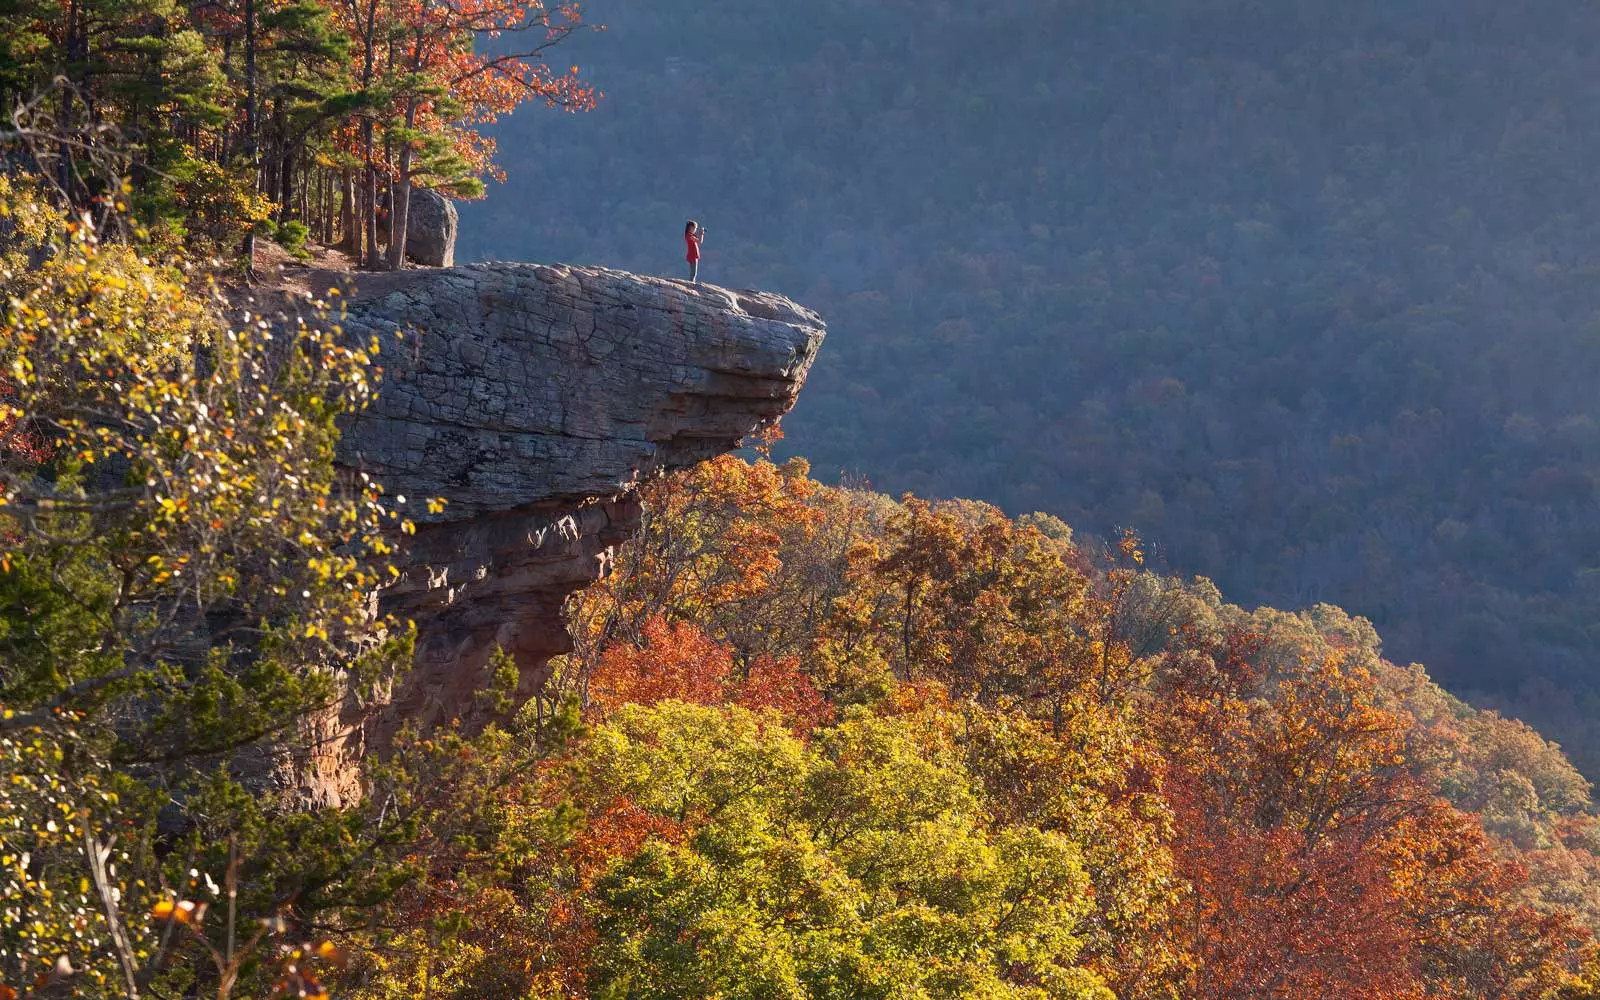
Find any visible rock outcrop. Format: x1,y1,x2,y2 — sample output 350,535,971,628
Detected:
328,262,823,761
403,189,459,267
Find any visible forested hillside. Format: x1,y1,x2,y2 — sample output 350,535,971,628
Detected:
12,0,1600,992
358,451,1600,1000
465,0,1600,773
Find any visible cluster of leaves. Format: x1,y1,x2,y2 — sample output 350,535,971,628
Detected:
465,0,1600,778
0,174,408,749
1,722,155,997
343,686,1140,1000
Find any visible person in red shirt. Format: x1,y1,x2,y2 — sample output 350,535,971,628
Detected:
685,220,705,283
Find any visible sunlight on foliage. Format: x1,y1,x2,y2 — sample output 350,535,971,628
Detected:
0,176,419,1000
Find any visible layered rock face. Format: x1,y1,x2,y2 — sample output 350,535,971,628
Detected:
332,262,824,751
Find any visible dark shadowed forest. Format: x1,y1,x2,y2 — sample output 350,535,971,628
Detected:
466,0,1600,773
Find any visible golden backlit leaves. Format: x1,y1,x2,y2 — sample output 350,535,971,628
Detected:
0,725,148,996
150,898,205,925
0,179,416,1000
0,178,412,701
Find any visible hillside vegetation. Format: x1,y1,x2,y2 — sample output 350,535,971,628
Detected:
8,0,1600,994
350,450,1600,999
466,0,1600,773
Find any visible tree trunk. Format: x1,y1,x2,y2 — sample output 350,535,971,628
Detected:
276,103,293,221
358,0,381,269
363,127,379,269
381,141,394,255
57,0,79,197
338,168,356,253
242,0,259,271
219,35,234,163
386,18,429,270
386,172,411,270
385,99,418,270
277,136,293,224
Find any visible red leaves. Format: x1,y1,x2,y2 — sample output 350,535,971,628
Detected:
1165,773,1421,1000
1158,640,1418,997
0,377,51,473
328,0,599,186
590,616,829,731
590,617,728,709
551,457,1594,998
1155,628,1586,999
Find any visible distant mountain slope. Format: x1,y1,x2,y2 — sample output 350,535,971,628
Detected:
463,0,1600,772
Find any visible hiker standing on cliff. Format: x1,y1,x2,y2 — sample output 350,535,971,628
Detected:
685,220,705,283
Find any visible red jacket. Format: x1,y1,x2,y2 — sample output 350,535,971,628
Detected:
685,231,702,262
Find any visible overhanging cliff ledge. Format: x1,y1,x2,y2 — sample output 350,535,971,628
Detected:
332,262,825,743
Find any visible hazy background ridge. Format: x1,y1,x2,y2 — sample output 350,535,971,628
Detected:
464,0,1600,774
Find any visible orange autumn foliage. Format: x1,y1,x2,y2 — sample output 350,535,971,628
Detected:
526,795,686,994
588,615,830,731
560,453,833,702
461,457,1597,1000
367,0,599,180
1157,627,1588,999
354,734,689,1000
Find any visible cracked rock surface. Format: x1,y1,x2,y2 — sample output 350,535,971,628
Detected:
320,263,823,777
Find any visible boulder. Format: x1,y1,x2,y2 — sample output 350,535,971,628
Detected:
403,187,458,267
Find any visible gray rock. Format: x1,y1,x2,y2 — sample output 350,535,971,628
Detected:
311,262,825,783
403,188,458,267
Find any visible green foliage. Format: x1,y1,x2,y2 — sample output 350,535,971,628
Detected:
0,187,406,756
558,456,1599,996
586,701,1115,1000
0,723,157,997
339,713,590,1000
274,219,313,260
139,154,276,261
0,0,597,270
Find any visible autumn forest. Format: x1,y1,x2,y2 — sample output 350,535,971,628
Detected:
6,0,1600,998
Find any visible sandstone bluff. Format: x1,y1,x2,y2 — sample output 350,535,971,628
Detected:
324,262,823,770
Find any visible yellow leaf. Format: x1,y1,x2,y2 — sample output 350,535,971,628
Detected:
315,940,347,967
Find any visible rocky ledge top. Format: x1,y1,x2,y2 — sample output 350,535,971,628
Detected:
335,262,826,518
